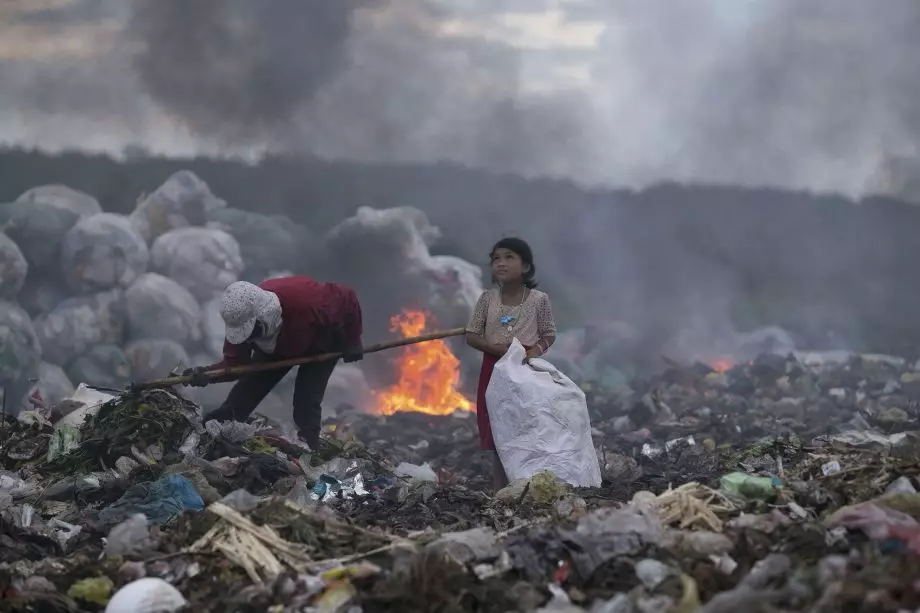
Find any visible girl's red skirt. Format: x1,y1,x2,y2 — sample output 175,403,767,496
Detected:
476,347,530,450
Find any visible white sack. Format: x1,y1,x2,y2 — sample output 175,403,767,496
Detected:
485,339,601,487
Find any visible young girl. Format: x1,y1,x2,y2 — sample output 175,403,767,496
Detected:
466,237,556,490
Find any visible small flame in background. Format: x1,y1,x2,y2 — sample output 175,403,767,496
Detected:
709,358,734,373
374,309,473,416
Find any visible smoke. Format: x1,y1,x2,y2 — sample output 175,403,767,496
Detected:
3,0,920,193
129,0,377,141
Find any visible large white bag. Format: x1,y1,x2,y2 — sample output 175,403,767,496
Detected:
485,339,602,487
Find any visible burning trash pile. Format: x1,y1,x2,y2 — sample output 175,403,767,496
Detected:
2,343,920,611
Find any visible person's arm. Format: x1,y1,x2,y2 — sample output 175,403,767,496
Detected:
525,293,557,360
205,340,252,371
465,292,508,357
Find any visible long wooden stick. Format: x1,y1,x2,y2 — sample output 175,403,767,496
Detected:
132,326,468,390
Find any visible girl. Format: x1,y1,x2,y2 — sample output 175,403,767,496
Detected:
466,237,556,490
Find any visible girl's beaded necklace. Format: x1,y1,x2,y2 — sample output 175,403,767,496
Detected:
498,288,529,333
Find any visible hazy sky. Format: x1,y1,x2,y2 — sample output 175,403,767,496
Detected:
1,0,918,195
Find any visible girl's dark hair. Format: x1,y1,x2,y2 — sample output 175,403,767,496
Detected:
490,237,538,288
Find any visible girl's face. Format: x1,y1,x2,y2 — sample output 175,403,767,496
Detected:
491,248,526,284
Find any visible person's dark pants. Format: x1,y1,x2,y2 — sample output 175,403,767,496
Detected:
206,360,338,450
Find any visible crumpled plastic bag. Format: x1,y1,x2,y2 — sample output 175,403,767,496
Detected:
206,207,303,277
129,170,226,243
219,489,262,513
395,462,439,483
16,184,102,217
125,273,201,344
0,301,41,417
67,344,133,390
0,200,79,271
61,213,150,293
205,419,257,443
104,513,158,558
826,498,920,554
34,290,126,367
486,340,602,487
98,474,205,526
123,339,190,382
0,232,28,300
150,227,243,302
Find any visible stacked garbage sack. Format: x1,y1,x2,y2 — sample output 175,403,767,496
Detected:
0,174,484,421
4,350,920,611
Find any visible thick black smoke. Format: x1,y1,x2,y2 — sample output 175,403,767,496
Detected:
129,0,377,140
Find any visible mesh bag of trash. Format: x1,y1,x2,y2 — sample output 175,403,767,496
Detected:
15,184,103,217
34,290,126,367
61,213,150,294
67,344,133,390
125,273,202,344
124,339,191,382
206,207,302,276
0,301,41,417
129,170,227,244
486,339,602,487
0,232,28,300
150,227,243,302
17,275,70,318
22,362,75,413
0,200,80,271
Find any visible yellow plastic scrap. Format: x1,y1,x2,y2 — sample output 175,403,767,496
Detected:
528,472,569,506
676,573,701,613
314,581,357,613
321,562,381,581
67,576,114,605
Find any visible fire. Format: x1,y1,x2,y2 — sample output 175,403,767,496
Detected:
374,309,473,416
709,358,733,373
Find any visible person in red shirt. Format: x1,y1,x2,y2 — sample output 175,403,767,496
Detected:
186,276,363,449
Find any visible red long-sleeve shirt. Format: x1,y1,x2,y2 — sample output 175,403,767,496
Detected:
213,276,363,368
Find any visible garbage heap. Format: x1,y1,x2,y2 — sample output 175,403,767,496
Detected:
3,348,920,612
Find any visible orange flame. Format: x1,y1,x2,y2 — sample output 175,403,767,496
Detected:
374,309,473,416
709,358,733,373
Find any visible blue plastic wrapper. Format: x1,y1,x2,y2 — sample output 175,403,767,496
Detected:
99,474,204,526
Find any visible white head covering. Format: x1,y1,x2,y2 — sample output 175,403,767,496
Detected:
219,281,282,348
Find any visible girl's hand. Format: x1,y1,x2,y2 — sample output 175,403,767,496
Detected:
523,347,541,363
492,342,511,356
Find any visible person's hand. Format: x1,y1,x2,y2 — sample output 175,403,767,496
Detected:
182,367,210,387
523,347,542,363
343,344,364,363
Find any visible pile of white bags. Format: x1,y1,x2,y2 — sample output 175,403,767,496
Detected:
485,339,602,487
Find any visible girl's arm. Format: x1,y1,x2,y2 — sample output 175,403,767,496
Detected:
466,292,509,357
526,293,557,360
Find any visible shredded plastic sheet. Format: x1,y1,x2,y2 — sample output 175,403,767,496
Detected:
486,339,602,487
